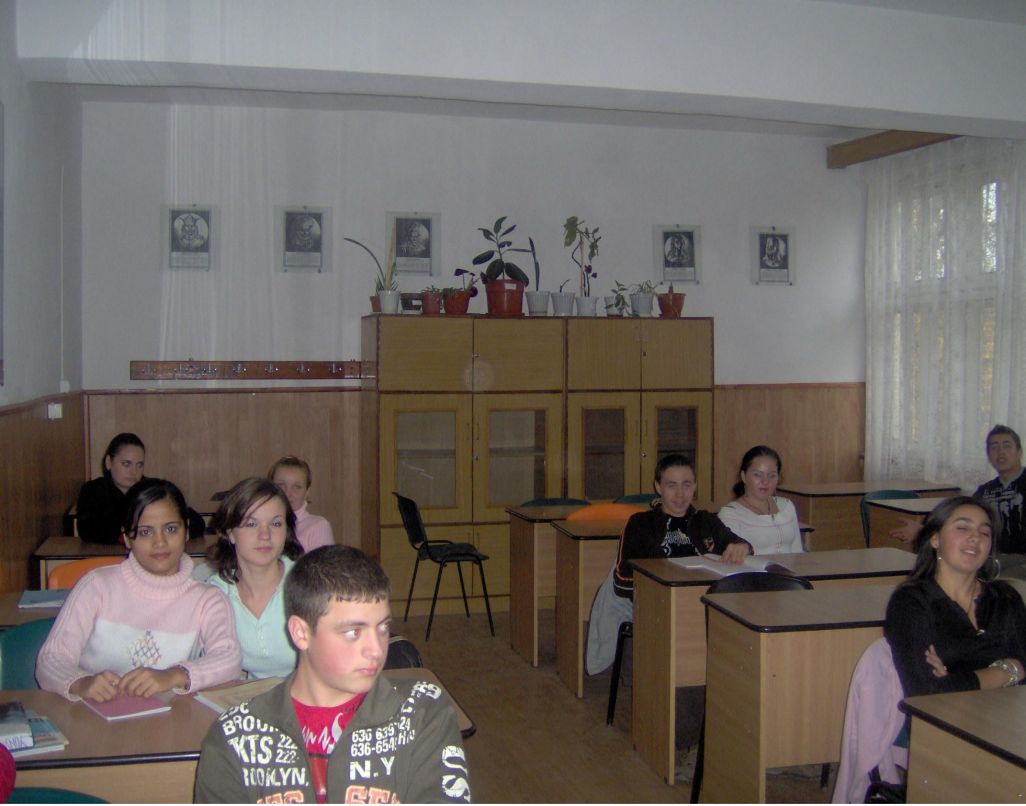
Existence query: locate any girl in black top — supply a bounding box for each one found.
[75,433,146,544]
[885,495,1026,697]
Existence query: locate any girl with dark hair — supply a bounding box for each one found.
[885,495,1026,697]
[717,445,804,555]
[206,477,304,678]
[37,479,241,702]
[75,432,146,544]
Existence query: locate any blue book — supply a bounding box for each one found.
[17,589,69,609]
[0,702,34,751]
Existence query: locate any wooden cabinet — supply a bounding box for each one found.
[363,314,714,614]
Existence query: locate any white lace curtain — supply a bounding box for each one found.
[864,137,1026,489]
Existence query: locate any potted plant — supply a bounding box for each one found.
[472,216,532,317]
[421,285,443,316]
[629,280,657,317]
[656,283,686,318]
[343,235,398,313]
[442,269,479,316]
[551,279,576,316]
[604,281,629,318]
[523,238,550,316]
[563,216,600,316]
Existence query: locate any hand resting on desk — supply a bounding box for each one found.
[70,665,189,701]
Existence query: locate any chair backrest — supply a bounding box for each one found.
[613,493,658,506]
[0,617,56,689]
[520,497,590,507]
[47,556,125,590]
[566,502,646,524]
[706,571,813,595]
[393,492,429,549]
[859,489,922,547]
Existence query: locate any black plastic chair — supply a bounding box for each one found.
[606,621,633,725]
[393,492,495,641]
[521,497,589,507]
[691,571,820,802]
[859,489,921,547]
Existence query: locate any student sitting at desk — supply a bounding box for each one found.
[195,546,469,804]
[37,479,242,701]
[717,445,804,555]
[885,495,1026,699]
[206,477,304,679]
[269,455,335,552]
[75,432,146,544]
[891,425,1026,575]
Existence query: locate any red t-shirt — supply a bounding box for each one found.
[292,694,365,803]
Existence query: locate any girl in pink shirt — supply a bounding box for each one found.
[269,456,335,552]
[36,479,241,701]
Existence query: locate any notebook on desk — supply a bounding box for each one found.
[669,554,794,577]
[17,589,70,609]
[83,694,171,722]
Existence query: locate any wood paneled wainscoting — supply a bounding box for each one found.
[712,383,865,506]
[85,389,365,553]
[0,393,85,591]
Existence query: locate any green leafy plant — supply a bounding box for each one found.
[445,268,480,297]
[422,285,441,293]
[472,216,531,286]
[630,280,657,294]
[557,278,574,293]
[563,216,600,296]
[343,236,397,292]
[528,237,541,290]
[605,280,629,315]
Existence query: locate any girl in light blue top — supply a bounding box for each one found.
[206,478,305,678]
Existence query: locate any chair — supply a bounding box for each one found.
[0,618,56,689]
[860,489,921,547]
[384,634,424,669]
[605,621,633,725]
[565,502,645,523]
[520,497,589,507]
[47,556,124,590]
[393,493,495,641]
[8,788,108,803]
[613,493,658,506]
[691,571,818,802]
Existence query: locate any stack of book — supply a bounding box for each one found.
[0,702,68,757]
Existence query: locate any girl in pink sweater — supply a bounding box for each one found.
[268,455,335,552]
[36,479,241,701]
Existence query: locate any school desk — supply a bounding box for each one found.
[507,504,586,667]
[9,669,472,802]
[903,687,1026,803]
[865,497,940,550]
[0,592,61,628]
[631,548,912,785]
[552,518,623,698]
[699,584,893,802]
[777,480,959,551]
[34,535,213,589]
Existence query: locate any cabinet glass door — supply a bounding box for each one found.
[567,393,641,501]
[641,391,713,507]
[379,394,472,525]
[473,393,563,522]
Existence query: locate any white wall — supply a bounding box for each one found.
[0,0,82,406]
[81,98,865,388]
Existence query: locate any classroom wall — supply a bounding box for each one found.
[0,0,83,408]
[80,99,866,389]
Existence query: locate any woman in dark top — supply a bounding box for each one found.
[885,495,1026,697]
[613,453,751,600]
[75,433,145,544]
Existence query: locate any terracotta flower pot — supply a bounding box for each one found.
[369,295,382,313]
[442,289,472,315]
[657,292,686,318]
[483,280,525,317]
[421,291,443,315]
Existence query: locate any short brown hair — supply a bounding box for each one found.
[285,545,391,631]
[268,455,312,488]
[209,477,303,583]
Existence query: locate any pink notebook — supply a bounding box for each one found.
[83,695,171,722]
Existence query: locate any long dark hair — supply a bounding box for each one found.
[908,495,1001,582]
[122,478,188,539]
[102,432,145,478]
[731,445,782,498]
[209,477,303,583]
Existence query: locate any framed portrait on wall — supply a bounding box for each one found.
[653,225,700,283]
[750,226,793,285]
[163,205,215,270]
[388,211,438,276]
[275,206,332,273]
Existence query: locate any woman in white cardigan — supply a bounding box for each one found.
[717,445,804,555]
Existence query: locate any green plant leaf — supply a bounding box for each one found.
[493,216,507,234]
[478,227,496,243]
[503,261,530,286]
[498,240,512,249]
[472,249,496,265]
[483,258,506,281]
[500,224,516,237]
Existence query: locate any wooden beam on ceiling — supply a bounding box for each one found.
[827,130,959,169]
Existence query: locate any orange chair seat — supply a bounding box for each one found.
[565,502,646,524]
[48,556,125,589]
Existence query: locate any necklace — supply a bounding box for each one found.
[742,494,775,519]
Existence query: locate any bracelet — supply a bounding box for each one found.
[989,659,1020,687]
